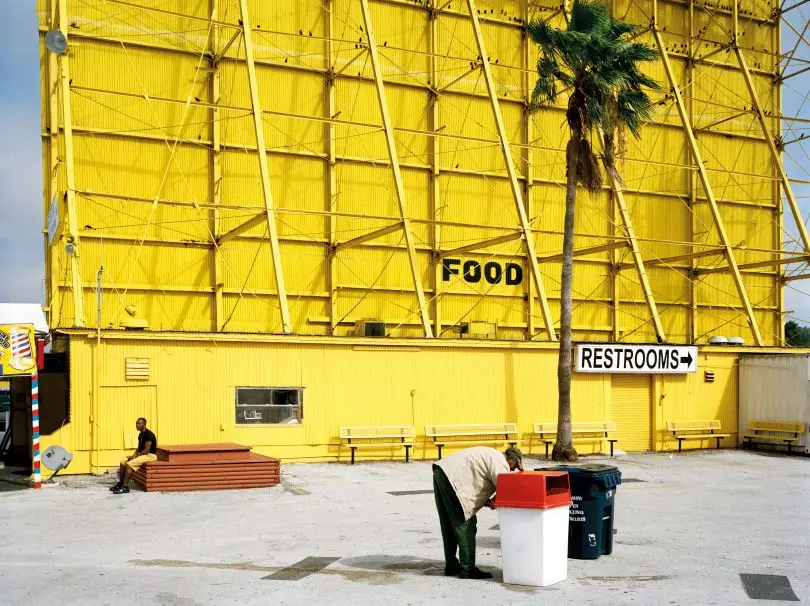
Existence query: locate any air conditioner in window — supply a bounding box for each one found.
[353,319,386,337]
[461,321,497,339]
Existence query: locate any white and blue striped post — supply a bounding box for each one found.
[31,371,41,488]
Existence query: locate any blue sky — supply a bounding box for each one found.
[1,2,809,330]
[0,3,42,305]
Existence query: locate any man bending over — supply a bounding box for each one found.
[432,446,523,579]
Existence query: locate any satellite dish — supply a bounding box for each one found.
[42,445,73,483]
[45,30,68,55]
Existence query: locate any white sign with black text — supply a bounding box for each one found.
[575,344,698,374]
[47,194,60,245]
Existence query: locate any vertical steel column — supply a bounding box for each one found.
[359,0,434,338]
[429,2,443,337]
[610,190,620,341]
[210,0,224,331]
[57,0,85,326]
[775,7,786,345]
[326,2,338,335]
[522,0,536,338]
[652,0,763,345]
[606,0,621,342]
[466,0,557,340]
[687,0,699,342]
[46,0,61,325]
[238,0,292,334]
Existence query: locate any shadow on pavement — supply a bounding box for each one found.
[338,554,502,581]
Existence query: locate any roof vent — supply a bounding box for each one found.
[708,336,728,345]
[727,336,744,346]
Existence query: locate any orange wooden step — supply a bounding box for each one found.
[157,443,253,463]
[131,445,281,492]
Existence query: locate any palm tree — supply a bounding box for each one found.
[526,0,659,461]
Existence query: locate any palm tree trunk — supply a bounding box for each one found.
[552,127,581,463]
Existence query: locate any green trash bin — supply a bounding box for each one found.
[538,464,622,559]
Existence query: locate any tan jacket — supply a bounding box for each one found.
[436,446,510,520]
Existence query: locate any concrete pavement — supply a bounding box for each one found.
[1,449,808,605]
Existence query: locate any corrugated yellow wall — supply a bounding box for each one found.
[37,333,741,472]
[37,0,784,346]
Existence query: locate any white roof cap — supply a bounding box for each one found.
[0,303,49,334]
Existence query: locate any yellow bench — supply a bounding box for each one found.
[533,421,618,459]
[425,423,519,459]
[667,420,730,452]
[742,420,806,455]
[339,426,415,464]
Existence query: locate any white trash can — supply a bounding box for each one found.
[496,470,572,587]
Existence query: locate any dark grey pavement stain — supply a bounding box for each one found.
[740,574,799,601]
[263,556,340,581]
[131,558,398,585]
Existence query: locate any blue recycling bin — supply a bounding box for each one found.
[539,463,622,559]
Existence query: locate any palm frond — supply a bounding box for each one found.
[525,20,555,51]
[527,0,659,137]
[609,20,638,38]
[617,89,655,137]
[569,0,611,36]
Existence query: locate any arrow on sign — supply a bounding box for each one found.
[680,352,693,366]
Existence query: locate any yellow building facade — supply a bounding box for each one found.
[35,0,806,472]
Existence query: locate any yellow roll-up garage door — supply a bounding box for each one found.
[611,374,652,451]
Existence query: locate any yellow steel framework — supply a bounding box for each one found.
[36,0,810,345]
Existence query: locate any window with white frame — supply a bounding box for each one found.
[235,387,303,425]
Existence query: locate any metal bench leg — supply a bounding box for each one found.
[786,442,791,455]
[405,445,411,463]
[716,437,721,449]
[437,444,442,460]
[610,441,614,457]
[544,442,550,459]
[678,439,683,453]
[351,447,356,465]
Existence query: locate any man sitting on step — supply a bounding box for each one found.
[111,417,157,494]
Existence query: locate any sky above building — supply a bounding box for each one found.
[1,2,808,329]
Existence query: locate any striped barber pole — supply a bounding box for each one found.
[32,372,41,488]
[11,328,32,359]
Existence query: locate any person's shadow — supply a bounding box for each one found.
[339,555,502,581]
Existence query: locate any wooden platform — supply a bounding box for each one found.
[133,444,280,492]
[156,443,252,463]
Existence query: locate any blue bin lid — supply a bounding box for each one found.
[537,464,622,488]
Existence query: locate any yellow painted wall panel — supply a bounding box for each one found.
[694,136,774,206]
[439,172,517,228]
[61,334,750,470]
[65,0,209,53]
[221,295,283,333]
[616,302,658,343]
[621,127,689,195]
[39,0,783,342]
[73,134,210,209]
[79,195,211,242]
[655,353,738,450]
[659,305,691,343]
[83,240,211,291]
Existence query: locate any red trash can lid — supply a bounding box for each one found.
[495,471,572,509]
